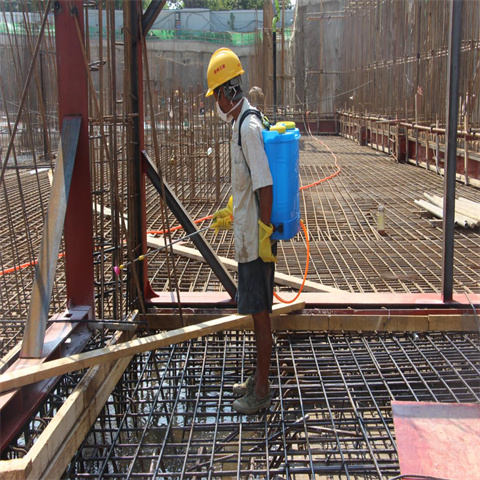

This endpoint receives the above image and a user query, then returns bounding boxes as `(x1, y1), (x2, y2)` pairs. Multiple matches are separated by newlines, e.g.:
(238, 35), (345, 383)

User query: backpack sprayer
(238, 111), (308, 304)
(237, 110), (301, 241)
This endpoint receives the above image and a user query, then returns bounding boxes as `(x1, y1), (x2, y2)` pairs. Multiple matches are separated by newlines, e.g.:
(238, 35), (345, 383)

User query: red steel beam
(147, 291), (480, 310)
(0, 309), (91, 453)
(55, 0), (95, 311)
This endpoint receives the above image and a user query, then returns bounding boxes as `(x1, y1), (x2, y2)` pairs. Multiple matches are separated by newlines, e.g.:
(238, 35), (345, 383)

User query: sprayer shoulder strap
(236, 109), (265, 212)
(237, 109), (269, 147)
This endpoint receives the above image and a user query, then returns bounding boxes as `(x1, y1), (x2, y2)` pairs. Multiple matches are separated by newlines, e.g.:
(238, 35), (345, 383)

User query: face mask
(216, 102), (230, 123)
(216, 98), (243, 123)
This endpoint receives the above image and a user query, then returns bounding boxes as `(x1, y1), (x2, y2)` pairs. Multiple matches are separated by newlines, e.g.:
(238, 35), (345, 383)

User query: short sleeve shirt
(230, 99), (273, 263)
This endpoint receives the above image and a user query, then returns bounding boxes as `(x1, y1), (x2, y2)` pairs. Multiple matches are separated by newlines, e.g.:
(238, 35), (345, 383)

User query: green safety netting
(0, 23), (54, 35)
(146, 28), (292, 45)
(146, 29), (261, 45)
(0, 23), (291, 46)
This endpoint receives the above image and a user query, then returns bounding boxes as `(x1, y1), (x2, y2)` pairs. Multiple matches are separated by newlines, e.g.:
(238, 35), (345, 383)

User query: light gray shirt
(231, 99), (273, 263)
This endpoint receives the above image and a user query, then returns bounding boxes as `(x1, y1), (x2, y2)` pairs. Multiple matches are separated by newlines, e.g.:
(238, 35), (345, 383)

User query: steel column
(125, 1), (150, 306)
(442, 0), (462, 302)
(55, 0), (95, 311)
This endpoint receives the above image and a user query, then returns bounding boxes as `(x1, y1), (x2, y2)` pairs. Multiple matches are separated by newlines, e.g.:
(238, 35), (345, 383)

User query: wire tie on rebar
(464, 291), (480, 333)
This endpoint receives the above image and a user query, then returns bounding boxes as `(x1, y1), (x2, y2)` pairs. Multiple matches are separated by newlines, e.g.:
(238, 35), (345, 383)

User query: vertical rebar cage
(0, 1), (233, 332)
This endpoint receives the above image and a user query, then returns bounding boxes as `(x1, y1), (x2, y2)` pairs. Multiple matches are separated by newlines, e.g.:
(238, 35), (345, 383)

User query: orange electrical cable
(4, 123), (338, 290)
(0, 260), (39, 276)
(147, 214), (213, 236)
(0, 253), (65, 276)
(273, 220), (309, 304)
(2, 215), (213, 277)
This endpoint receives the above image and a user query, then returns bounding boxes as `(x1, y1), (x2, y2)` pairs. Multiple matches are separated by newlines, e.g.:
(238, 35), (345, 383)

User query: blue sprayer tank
(262, 122), (301, 241)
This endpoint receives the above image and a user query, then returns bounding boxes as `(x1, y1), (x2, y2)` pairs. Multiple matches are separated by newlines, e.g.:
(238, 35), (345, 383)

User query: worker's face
(215, 98), (229, 122)
(214, 87), (227, 113)
(213, 88), (223, 112)
(214, 86), (242, 123)
(213, 88), (228, 123)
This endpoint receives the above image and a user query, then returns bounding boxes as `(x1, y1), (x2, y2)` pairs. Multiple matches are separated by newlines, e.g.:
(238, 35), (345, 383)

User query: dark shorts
(236, 256), (275, 315)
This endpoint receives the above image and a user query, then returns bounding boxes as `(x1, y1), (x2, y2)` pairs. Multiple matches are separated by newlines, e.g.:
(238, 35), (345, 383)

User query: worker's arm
(257, 184), (277, 263)
(257, 185), (273, 226)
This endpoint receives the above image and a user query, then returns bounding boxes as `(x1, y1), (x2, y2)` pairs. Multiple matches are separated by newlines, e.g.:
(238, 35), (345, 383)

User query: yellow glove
(211, 196), (233, 233)
(258, 219), (277, 263)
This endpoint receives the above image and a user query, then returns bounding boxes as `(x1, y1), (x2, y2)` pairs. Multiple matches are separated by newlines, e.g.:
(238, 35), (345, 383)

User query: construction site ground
(1, 135), (479, 478)
(146, 134), (480, 298)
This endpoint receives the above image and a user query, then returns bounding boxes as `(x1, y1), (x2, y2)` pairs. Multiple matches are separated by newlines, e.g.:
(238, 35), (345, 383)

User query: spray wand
(113, 225), (211, 276)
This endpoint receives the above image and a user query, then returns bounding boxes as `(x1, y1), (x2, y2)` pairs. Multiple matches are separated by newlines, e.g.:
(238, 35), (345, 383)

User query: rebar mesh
(147, 135), (480, 296)
(1, 331), (112, 459)
(58, 331), (480, 479)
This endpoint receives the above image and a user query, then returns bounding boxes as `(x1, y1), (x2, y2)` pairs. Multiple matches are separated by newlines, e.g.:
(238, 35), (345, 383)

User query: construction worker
(207, 48), (277, 415)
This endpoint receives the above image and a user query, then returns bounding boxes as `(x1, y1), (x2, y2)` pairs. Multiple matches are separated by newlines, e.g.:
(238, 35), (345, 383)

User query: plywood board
(392, 401), (480, 480)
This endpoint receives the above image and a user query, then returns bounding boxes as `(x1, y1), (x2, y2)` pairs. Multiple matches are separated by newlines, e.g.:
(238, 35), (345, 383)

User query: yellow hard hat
(206, 48), (244, 97)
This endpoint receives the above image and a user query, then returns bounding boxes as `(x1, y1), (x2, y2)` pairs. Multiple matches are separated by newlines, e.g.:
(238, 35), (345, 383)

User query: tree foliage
(174, 0), (292, 11)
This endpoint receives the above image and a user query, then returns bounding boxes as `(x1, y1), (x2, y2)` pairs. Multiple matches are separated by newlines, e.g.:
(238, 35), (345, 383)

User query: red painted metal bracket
(0, 308), (92, 454)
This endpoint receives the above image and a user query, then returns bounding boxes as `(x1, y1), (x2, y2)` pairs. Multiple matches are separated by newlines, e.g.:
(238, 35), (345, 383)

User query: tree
(181, 0), (206, 7)
(164, 0), (293, 10)
(206, 0), (263, 10)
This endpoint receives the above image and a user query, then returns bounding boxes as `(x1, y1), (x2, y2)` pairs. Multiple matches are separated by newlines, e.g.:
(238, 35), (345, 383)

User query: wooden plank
(39, 356), (132, 479)
(146, 236), (345, 294)
(0, 332), (133, 480)
(272, 315), (330, 331)
(0, 301), (304, 393)
(0, 458), (30, 480)
(272, 314), (430, 331)
(0, 342), (21, 374)
(428, 314), (478, 331)
(28, 332), (134, 479)
(148, 313), (476, 332)
(330, 315), (430, 332)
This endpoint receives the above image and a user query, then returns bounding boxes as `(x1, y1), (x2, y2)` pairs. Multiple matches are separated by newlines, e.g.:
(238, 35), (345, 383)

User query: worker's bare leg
(252, 309), (272, 398)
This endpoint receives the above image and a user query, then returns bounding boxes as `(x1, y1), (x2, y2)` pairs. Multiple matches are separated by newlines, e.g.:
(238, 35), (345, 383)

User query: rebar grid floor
(147, 135), (480, 296)
(2, 135), (480, 360)
(61, 331), (480, 479)
(2, 136), (480, 314)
